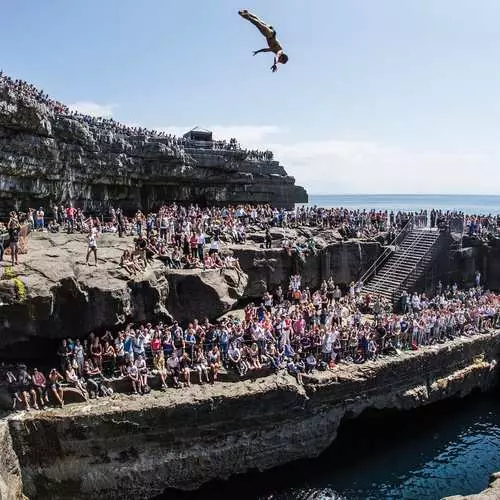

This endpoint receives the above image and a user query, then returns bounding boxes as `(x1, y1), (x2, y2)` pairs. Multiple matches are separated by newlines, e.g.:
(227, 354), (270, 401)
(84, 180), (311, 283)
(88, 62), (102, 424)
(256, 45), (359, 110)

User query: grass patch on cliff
(1, 265), (27, 303)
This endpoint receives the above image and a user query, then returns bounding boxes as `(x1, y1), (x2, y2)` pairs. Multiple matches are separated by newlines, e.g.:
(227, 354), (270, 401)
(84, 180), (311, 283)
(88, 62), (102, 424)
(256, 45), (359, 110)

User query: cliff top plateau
(0, 72), (307, 216)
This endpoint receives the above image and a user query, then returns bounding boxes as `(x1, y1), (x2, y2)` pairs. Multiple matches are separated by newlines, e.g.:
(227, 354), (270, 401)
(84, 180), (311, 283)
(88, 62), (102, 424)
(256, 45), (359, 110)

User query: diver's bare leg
(239, 10), (274, 39)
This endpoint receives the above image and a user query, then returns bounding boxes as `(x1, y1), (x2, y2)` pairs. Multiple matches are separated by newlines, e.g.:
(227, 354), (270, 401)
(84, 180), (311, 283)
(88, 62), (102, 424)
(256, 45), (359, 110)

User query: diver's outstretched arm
(271, 56), (278, 73)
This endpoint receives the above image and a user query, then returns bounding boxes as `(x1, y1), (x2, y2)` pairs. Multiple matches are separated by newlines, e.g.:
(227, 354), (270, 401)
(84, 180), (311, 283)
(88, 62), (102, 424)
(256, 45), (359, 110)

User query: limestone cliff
(448, 237), (500, 291)
(0, 84), (307, 216)
(0, 421), (24, 500)
(0, 233), (248, 352)
(3, 332), (499, 499)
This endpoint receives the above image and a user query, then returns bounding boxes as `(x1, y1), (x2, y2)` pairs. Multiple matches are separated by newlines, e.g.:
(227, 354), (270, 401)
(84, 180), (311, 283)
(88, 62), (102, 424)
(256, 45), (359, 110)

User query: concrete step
(399, 239), (439, 248)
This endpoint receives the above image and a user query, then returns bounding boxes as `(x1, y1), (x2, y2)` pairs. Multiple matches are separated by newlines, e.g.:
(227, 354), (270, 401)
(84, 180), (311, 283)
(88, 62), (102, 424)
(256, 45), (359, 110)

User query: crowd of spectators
(0, 71), (68, 114)
(2, 203), (409, 270)
(4, 275), (498, 411)
(3, 202), (500, 271)
(464, 214), (500, 240)
(295, 207), (500, 240)
(0, 71), (274, 162)
(178, 136), (274, 161)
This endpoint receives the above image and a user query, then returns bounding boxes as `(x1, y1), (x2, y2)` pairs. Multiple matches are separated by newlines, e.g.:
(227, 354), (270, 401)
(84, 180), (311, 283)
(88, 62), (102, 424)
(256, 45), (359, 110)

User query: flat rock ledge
(1, 332), (499, 499)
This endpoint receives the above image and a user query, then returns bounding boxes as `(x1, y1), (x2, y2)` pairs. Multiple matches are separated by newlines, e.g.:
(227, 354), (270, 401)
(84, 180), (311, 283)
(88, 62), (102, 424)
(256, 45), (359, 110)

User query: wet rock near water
(444, 472), (500, 500)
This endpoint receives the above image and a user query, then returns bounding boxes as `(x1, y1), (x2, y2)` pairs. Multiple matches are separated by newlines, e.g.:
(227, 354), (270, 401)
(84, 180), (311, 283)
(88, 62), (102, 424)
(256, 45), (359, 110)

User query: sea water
(301, 194), (500, 215)
(163, 393), (500, 500)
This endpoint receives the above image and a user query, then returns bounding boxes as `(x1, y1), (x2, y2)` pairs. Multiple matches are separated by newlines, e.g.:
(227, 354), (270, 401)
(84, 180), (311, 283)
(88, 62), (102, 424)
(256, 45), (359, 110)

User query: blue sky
(2, 0), (500, 194)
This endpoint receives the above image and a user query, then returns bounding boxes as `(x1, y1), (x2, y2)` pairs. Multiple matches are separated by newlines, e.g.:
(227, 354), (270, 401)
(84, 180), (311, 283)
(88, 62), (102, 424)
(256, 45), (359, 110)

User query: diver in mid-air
(238, 9), (289, 72)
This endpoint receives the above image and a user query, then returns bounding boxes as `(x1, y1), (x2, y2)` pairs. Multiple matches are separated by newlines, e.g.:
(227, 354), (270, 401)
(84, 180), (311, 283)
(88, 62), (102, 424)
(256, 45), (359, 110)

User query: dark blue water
(163, 393), (500, 500)
(302, 194), (500, 215)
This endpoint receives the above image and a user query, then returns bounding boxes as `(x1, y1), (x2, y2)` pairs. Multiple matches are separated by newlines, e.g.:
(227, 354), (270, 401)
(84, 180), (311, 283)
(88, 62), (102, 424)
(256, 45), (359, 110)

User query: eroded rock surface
(0, 233), (248, 350)
(0, 421), (24, 500)
(233, 239), (382, 297)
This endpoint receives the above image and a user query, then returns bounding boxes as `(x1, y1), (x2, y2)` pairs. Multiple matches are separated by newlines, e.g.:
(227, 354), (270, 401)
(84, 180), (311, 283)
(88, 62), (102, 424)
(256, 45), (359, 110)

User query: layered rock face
(0, 85), (307, 216)
(449, 237), (500, 291)
(3, 332), (499, 499)
(233, 239), (382, 297)
(0, 421), (23, 500)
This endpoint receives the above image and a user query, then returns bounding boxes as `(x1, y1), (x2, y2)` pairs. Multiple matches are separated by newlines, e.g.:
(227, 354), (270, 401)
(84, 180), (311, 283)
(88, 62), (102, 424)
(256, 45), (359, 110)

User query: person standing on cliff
(135, 210), (144, 236)
(116, 208), (125, 237)
(7, 214), (21, 266)
(36, 207), (45, 231)
(85, 230), (98, 266)
(66, 204), (76, 234)
(135, 234), (148, 268)
(265, 228), (272, 249)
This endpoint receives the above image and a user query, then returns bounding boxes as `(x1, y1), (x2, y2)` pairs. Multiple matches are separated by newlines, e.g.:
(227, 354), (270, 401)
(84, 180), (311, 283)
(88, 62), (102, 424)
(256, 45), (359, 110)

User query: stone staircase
(362, 228), (441, 301)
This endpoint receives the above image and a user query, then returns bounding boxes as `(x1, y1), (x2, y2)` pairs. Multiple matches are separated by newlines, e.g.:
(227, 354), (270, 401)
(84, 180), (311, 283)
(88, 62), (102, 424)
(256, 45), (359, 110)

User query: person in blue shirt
(184, 330), (196, 359)
(123, 332), (134, 362)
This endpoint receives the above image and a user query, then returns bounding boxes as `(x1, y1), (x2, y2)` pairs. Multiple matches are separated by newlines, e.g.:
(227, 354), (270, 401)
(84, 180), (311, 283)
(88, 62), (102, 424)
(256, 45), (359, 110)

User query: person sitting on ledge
(228, 342), (247, 377)
(126, 359), (142, 395)
(193, 346), (210, 384)
(32, 368), (49, 409)
(48, 219), (60, 233)
(48, 368), (65, 408)
(166, 352), (182, 389)
(65, 362), (89, 401)
(6, 371), (22, 410)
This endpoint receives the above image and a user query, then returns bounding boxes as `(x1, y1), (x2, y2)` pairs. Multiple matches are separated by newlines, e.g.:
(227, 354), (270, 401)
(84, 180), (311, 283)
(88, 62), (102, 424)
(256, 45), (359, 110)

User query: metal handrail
(372, 228), (438, 286)
(391, 234), (442, 302)
(359, 215), (414, 285)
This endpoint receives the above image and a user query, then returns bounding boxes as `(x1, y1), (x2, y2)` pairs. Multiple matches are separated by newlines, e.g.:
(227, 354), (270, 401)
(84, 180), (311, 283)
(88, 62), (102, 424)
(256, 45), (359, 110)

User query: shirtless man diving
(238, 10), (289, 72)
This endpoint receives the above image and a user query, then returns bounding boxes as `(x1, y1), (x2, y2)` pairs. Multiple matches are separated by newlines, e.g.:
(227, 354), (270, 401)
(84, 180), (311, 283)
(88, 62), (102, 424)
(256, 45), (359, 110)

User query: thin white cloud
(68, 101), (114, 118)
(270, 140), (497, 194)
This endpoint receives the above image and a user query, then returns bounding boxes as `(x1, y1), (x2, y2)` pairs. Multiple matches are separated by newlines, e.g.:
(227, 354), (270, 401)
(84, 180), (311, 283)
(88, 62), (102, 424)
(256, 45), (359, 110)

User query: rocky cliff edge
(0, 231), (382, 352)
(0, 84), (307, 215)
(2, 332), (499, 499)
